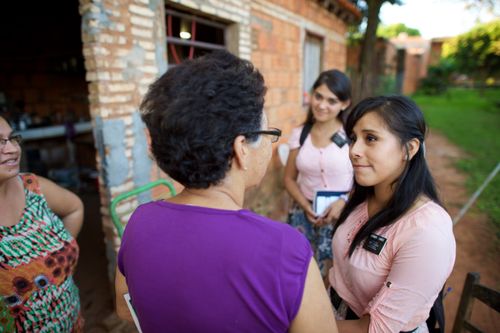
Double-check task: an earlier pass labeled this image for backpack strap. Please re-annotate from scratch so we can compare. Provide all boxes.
[299,123,313,147]
[300,123,349,148]
[426,287,445,333]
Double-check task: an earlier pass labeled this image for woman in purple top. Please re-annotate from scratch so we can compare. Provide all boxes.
[115,50,337,333]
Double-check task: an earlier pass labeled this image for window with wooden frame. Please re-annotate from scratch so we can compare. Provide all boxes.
[165,6,228,67]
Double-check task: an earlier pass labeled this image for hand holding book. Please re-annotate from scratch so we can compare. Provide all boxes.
[313,190,348,225]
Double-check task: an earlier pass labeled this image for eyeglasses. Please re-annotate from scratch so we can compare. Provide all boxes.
[0,134,22,149]
[241,127,282,143]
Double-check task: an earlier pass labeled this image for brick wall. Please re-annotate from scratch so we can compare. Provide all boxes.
[80,0,169,277]
[429,41,443,67]
[403,53,425,95]
[251,0,348,136]
[247,0,349,217]
[0,72,89,124]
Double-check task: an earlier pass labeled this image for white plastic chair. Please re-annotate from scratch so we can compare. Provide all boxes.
[278,143,290,167]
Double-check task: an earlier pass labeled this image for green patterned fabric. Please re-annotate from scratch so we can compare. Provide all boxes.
[0,174,82,332]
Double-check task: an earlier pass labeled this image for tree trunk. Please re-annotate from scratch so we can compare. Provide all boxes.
[357,0,384,101]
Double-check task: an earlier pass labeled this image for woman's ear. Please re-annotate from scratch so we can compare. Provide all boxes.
[144,127,151,146]
[406,138,421,161]
[233,135,249,171]
[144,127,154,158]
[341,99,351,111]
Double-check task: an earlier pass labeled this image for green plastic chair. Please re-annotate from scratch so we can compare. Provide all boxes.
[110,179,176,238]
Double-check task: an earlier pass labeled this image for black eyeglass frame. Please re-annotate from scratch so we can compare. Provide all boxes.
[241,127,282,143]
[0,134,23,147]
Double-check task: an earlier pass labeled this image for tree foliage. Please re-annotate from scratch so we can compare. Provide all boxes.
[419,59,456,95]
[377,23,421,38]
[443,20,500,79]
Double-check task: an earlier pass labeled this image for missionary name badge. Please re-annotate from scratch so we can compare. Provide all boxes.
[363,233,387,255]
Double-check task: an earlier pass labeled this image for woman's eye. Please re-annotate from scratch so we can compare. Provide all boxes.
[349,135,356,143]
[366,135,377,142]
[328,99,338,105]
[314,92,322,101]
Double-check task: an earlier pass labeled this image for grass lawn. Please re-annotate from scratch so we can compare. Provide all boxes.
[413,87,500,230]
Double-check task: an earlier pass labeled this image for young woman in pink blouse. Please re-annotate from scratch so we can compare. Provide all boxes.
[329,96,456,333]
[284,70,353,283]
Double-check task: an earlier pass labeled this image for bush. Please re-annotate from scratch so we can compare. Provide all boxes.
[375,74,397,95]
[419,59,456,95]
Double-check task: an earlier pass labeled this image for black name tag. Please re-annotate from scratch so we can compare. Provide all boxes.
[331,132,348,148]
[363,233,387,255]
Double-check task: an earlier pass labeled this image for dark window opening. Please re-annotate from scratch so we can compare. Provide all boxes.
[165,6,228,66]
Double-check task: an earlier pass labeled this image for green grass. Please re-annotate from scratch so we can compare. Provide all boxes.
[413,88,500,228]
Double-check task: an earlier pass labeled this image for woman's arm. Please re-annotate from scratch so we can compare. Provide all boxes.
[115,267,134,322]
[39,176,84,238]
[283,149,319,224]
[289,258,338,333]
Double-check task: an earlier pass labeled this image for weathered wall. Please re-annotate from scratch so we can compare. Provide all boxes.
[80,0,168,276]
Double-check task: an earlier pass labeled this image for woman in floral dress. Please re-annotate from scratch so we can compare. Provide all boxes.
[0,115,84,332]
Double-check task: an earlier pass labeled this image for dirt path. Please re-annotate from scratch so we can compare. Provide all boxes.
[425,130,499,332]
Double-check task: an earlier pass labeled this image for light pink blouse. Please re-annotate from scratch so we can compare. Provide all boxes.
[329,201,456,333]
[288,126,353,201]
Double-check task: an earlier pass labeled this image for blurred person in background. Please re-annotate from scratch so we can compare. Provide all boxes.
[284,70,353,284]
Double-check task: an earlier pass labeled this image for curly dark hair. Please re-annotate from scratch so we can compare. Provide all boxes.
[141,50,267,189]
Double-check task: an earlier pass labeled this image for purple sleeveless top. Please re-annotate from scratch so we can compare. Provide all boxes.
[118,200,312,333]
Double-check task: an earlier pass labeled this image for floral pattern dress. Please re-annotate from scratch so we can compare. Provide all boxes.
[0,173,83,332]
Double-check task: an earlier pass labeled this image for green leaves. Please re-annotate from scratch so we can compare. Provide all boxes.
[377,23,421,38]
[444,20,500,79]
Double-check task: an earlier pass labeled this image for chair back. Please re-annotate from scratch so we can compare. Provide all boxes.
[110,179,176,238]
[278,143,290,167]
[452,272,500,333]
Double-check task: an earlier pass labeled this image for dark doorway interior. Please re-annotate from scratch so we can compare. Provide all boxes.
[0,1,114,330]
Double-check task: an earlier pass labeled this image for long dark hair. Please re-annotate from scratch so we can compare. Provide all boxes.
[333,95,442,256]
[305,69,351,125]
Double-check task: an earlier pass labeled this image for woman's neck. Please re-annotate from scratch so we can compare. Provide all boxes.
[0,176,24,227]
[368,185,394,217]
[368,185,427,218]
[313,117,342,133]
[0,176,18,198]
[169,185,243,211]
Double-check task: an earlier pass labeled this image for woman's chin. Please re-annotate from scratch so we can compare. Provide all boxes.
[0,168,20,181]
[354,177,373,187]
